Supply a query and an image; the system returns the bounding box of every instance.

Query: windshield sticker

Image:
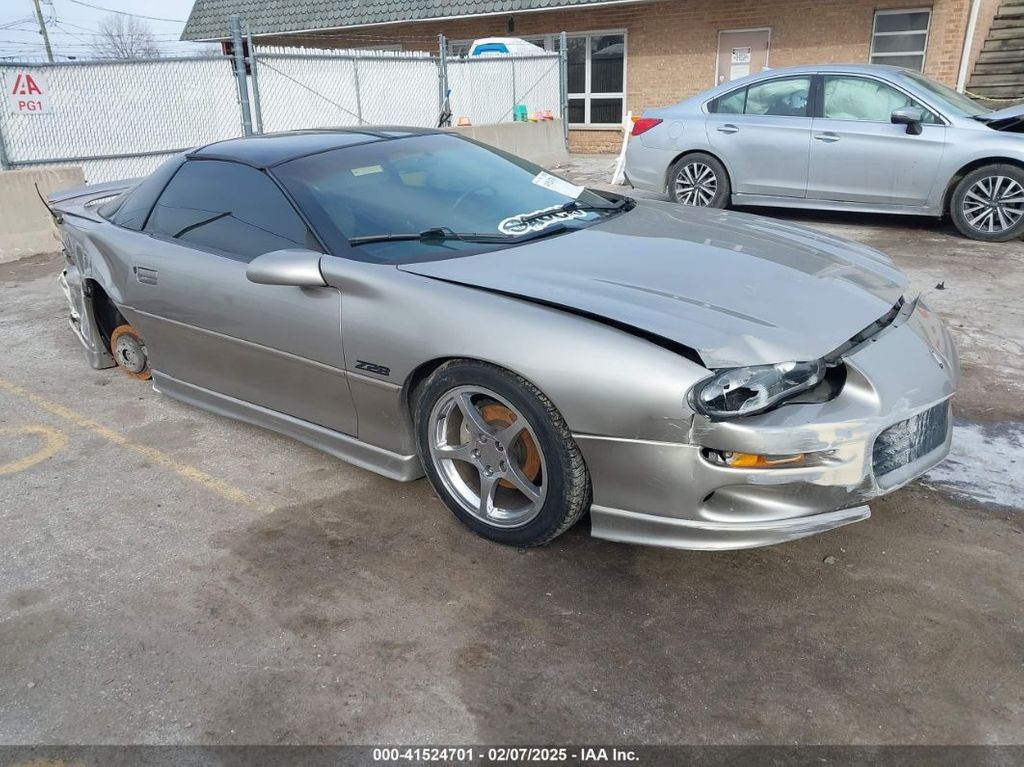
[498,205,588,236]
[351,164,384,176]
[531,171,584,199]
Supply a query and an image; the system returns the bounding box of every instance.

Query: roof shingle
[181,0,618,41]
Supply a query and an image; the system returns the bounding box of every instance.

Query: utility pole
[32,0,55,63]
[230,15,253,136]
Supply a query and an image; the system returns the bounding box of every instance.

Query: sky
[0,0,208,61]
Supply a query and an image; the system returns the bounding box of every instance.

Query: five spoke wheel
[428,386,546,529]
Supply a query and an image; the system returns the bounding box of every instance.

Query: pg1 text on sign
[8,72,51,115]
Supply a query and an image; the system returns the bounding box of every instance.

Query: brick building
[182,0,1012,152]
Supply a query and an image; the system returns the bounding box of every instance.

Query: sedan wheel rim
[429,385,547,529]
[674,162,718,206]
[962,175,1024,234]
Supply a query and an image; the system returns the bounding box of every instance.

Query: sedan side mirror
[891,107,924,136]
[246,249,327,288]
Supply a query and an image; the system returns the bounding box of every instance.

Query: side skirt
[152,371,424,482]
[731,193,942,218]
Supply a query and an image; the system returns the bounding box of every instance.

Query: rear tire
[950,164,1024,242]
[414,360,591,547]
[668,152,730,208]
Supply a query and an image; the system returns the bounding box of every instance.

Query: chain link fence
[0,57,241,183]
[0,29,568,184]
[446,54,562,126]
[252,47,440,132]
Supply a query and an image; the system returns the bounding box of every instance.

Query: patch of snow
[922,419,1024,511]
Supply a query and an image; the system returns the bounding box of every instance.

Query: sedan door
[806,74,947,206]
[122,158,357,436]
[706,75,814,198]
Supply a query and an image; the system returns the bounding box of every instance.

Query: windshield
[899,71,992,118]
[273,133,625,262]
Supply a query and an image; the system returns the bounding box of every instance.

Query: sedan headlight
[690,360,825,420]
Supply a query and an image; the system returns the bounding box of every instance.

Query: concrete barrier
[452,119,568,167]
[0,166,85,263]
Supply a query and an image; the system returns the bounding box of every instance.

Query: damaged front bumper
[577,298,959,550]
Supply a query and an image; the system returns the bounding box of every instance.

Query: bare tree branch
[91,14,160,60]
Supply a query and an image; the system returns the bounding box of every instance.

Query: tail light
[631,117,663,137]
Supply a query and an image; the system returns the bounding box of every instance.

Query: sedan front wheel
[669,152,730,208]
[415,360,591,547]
[951,164,1024,242]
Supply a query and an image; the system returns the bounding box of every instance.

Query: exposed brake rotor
[479,402,541,486]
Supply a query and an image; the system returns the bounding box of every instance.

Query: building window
[566,32,626,126]
[869,9,931,71]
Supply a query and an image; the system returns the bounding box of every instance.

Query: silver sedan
[53,129,958,551]
[625,64,1024,241]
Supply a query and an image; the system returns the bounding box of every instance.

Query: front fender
[320,258,708,455]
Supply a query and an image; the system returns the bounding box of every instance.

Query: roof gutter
[182,0,657,42]
[956,0,983,93]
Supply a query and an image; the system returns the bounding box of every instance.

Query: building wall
[262,0,979,153]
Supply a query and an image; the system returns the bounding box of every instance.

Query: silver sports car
[625,64,1024,242]
[52,128,959,550]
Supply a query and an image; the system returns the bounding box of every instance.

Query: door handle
[716,123,739,134]
[134,266,158,285]
[813,132,840,143]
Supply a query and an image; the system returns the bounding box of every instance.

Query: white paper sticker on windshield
[531,171,583,199]
[351,165,383,176]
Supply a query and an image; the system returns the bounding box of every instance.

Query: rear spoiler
[47,177,140,206]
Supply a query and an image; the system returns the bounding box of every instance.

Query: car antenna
[34,182,62,225]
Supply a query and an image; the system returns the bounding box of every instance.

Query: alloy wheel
[428,385,547,529]
[961,175,1024,234]
[674,162,718,206]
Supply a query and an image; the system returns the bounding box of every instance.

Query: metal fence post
[246,23,264,134]
[437,34,451,128]
[510,57,517,122]
[0,121,11,171]
[231,15,253,136]
[352,57,363,124]
[559,31,569,146]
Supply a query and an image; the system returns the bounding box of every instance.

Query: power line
[62,0,187,24]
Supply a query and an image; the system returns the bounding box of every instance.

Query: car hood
[977,103,1024,132]
[398,201,908,368]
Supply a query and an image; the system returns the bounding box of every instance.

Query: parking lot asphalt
[1,160,1023,745]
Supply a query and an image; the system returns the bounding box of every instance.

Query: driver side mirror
[246,249,327,288]
[891,107,924,136]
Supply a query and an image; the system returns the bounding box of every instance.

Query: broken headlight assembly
[689,359,827,420]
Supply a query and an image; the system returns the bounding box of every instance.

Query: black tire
[950,164,1024,242]
[668,152,731,208]
[414,360,591,547]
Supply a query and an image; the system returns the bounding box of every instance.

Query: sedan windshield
[899,71,992,118]
[273,132,628,262]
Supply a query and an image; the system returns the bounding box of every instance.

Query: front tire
[668,152,730,208]
[950,164,1024,242]
[414,360,591,547]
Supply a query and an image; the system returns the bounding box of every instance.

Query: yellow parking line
[0,376,273,513]
[0,424,68,475]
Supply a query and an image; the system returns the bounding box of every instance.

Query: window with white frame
[869,9,931,71]
[566,32,626,126]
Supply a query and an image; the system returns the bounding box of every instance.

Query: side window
[145,160,320,262]
[744,77,811,117]
[710,87,746,114]
[822,76,938,123]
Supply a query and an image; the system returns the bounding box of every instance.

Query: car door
[123,158,357,436]
[706,75,813,198]
[806,74,947,206]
